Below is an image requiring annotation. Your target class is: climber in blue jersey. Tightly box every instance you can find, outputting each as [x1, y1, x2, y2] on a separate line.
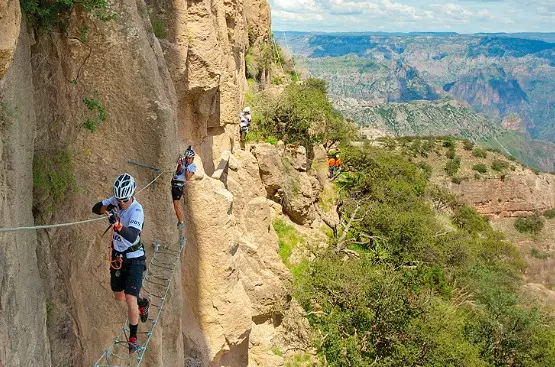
[92, 173, 149, 354]
[172, 146, 197, 229]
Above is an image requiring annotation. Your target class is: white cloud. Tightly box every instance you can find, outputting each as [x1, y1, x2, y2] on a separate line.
[268, 0, 555, 32]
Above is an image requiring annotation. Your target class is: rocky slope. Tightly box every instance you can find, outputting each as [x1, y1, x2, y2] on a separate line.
[335, 97, 499, 141]
[0, 1, 317, 366]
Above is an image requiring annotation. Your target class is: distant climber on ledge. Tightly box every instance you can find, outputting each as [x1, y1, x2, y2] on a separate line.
[92, 173, 149, 354]
[239, 106, 251, 142]
[171, 146, 197, 229]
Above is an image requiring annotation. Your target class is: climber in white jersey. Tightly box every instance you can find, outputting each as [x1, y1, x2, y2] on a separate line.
[91, 173, 149, 354]
[172, 146, 197, 229]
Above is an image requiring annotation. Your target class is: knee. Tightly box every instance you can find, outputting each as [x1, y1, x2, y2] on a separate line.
[113, 292, 125, 301]
[125, 294, 138, 306]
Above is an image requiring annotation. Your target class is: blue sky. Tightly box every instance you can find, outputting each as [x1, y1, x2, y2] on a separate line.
[268, 0, 555, 33]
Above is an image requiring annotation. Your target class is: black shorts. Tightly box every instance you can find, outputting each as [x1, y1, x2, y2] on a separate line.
[171, 180, 184, 200]
[110, 256, 146, 297]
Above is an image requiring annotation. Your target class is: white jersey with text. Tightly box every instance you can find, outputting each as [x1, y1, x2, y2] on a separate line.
[102, 197, 145, 258]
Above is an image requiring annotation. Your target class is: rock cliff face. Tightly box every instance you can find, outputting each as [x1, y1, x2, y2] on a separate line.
[0, 1, 305, 366]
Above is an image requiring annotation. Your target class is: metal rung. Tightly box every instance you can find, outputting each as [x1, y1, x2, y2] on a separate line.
[150, 258, 175, 266]
[150, 264, 174, 271]
[148, 274, 171, 281]
[144, 278, 167, 287]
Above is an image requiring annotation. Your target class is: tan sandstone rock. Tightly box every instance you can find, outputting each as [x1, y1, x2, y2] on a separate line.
[0, 0, 20, 80]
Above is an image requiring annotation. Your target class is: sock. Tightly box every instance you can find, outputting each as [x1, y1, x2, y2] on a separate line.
[129, 323, 138, 339]
[137, 297, 147, 308]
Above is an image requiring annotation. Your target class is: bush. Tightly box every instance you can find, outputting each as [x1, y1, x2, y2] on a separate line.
[530, 248, 550, 260]
[442, 136, 456, 148]
[33, 150, 75, 212]
[416, 161, 432, 178]
[472, 163, 488, 173]
[515, 213, 545, 234]
[273, 219, 304, 266]
[445, 156, 461, 176]
[451, 176, 463, 184]
[151, 18, 167, 38]
[446, 147, 456, 159]
[472, 148, 487, 158]
[543, 208, 555, 219]
[462, 139, 474, 150]
[491, 159, 510, 172]
[452, 206, 489, 233]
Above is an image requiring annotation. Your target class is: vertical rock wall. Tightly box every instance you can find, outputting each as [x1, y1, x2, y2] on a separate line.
[1, 0, 281, 366]
[0, 17, 51, 367]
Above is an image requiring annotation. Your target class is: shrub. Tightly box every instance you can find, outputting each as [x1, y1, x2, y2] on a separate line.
[515, 213, 544, 234]
[491, 159, 510, 172]
[446, 147, 456, 159]
[33, 150, 75, 212]
[462, 139, 474, 150]
[445, 156, 461, 176]
[452, 206, 489, 233]
[530, 248, 550, 260]
[543, 208, 555, 219]
[472, 163, 488, 173]
[451, 176, 463, 184]
[417, 162, 432, 178]
[474, 173, 481, 180]
[151, 18, 167, 38]
[442, 136, 456, 148]
[273, 219, 304, 266]
[472, 148, 487, 158]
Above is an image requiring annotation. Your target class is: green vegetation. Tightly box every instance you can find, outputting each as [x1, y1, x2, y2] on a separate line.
[530, 248, 551, 260]
[150, 18, 167, 38]
[491, 159, 510, 171]
[445, 155, 461, 176]
[273, 219, 304, 266]
[21, 0, 116, 28]
[543, 208, 555, 219]
[472, 147, 487, 158]
[33, 150, 75, 212]
[82, 93, 106, 132]
[472, 163, 488, 173]
[293, 144, 555, 366]
[249, 78, 357, 150]
[462, 139, 474, 150]
[514, 213, 545, 235]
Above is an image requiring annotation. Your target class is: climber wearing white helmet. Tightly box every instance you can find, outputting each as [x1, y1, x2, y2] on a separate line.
[239, 106, 252, 142]
[92, 173, 149, 354]
[172, 146, 197, 229]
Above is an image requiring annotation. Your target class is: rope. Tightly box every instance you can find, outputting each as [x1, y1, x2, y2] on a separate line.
[0, 170, 172, 233]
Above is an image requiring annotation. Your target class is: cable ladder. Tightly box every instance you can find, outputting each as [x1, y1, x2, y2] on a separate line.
[93, 232, 186, 367]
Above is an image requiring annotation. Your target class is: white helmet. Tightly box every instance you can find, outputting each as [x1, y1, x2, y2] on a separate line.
[113, 173, 136, 200]
[243, 107, 251, 114]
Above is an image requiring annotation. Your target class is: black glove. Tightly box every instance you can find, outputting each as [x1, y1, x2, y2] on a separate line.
[107, 209, 118, 224]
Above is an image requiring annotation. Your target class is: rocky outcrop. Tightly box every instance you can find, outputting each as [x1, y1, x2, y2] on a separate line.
[251, 143, 321, 225]
[0, 17, 51, 367]
[451, 171, 555, 218]
[0, 0, 20, 80]
[1, 0, 300, 365]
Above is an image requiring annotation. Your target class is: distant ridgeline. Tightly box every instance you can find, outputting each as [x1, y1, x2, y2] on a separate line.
[275, 32, 555, 171]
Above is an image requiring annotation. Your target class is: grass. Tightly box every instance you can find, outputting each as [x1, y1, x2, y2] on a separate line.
[273, 219, 304, 266]
[33, 150, 75, 212]
[530, 248, 550, 260]
[151, 18, 167, 38]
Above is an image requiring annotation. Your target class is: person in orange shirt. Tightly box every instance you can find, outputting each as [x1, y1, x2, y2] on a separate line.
[334, 153, 342, 176]
[328, 155, 336, 178]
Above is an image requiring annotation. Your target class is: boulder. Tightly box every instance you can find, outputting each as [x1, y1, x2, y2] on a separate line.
[284, 145, 307, 171]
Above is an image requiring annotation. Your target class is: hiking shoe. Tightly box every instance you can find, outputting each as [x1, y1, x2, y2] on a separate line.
[128, 336, 140, 354]
[177, 221, 184, 230]
[139, 298, 150, 323]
